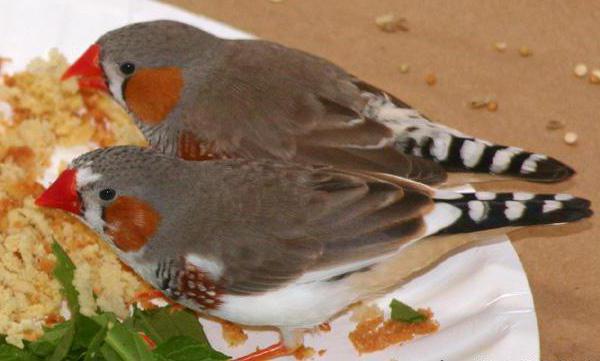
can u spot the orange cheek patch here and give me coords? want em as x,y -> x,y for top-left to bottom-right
104,196 -> 160,252
124,67 -> 183,125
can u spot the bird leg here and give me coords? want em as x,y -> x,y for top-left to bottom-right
232,328 -> 304,361
232,342 -> 293,361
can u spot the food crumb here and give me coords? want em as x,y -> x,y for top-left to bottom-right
318,349 -> 327,357
399,64 -> 410,74
518,46 -> 532,57
0,49 -> 147,346
546,119 -> 565,131
564,132 -> 578,145
425,73 -> 437,86
486,101 -> 498,112
318,322 -> 331,332
589,69 -> 600,84
293,345 -> 316,360
220,320 -> 248,347
469,98 -> 488,109
350,302 -> 384,323
349,309 -> 438,354
493,41 -> 507,52
375,13 -> 408,33
268,0 -> 284,3
574,63 -> 588,78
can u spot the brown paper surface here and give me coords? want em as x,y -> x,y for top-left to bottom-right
163,1 -> 600,359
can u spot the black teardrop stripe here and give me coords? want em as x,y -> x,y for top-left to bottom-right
434,194 -> 592,235
507,151 -> 532,175
448,192 -> 568,202
406,132 -> 573,182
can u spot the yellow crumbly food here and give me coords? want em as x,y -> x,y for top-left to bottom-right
0,49 -> 149,347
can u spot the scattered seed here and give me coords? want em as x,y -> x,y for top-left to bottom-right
574,63 -> 588,78
564,132 -> 578,145
494,42 -> 507,52
486,101 -> 498,112
546,119 -> 565,130
518,46 -> 532,57
375,13 -> 409,33
399,64 -> 410,73
469,98 -> 488,109
425,73 -> 437,86
268,0 -> 284,3
589,69 -> 600,84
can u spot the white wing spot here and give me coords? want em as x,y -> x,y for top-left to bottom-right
430,132 -> 452,161
520,153 -> 547,174
543,200 -> 563,213
468,201 -> 486,222
491,147 -> 522,173
460,140 -> 486,168
505,201 -> 526,220
513,192 -> 535,201
475,192 -> 496,200
555,193 -> 574,201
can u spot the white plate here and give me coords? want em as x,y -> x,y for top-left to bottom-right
0,1 -> 540,360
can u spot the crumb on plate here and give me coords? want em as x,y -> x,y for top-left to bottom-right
348,303 -> 438,354
220,320 -> 248,347
0,49 -> 146,347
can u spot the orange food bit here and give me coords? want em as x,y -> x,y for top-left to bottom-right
221,320 -> 248,347
348,309 -> 438,354
293,345 -> 315,360
318,322 -> 331,332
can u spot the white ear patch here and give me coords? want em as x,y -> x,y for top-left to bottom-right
102,61 -> 127,108
76,167 -> 102,187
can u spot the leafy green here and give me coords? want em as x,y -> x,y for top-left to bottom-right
51,241 -> 80,315
390,299 -> 427,323
27,320 -> 74,358
0,342 -> 40,361
128,306 -> 208,344
100,321 -> 155,361
0,242 -> 228,361
153,336 -> 229,361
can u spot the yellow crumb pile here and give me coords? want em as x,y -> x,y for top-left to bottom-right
348,303 -> 438,354
0,49 -> 149,347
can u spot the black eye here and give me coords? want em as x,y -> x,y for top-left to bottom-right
119,62 -> 135,75
99,188 -> 116,201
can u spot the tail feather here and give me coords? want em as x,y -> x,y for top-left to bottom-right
431,192 -> 591,235
362,91 -> 575,183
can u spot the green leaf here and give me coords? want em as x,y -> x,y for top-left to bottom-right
45,322 -> 75,361
127,307 -> 208,344
28,320 -> 74,357
0,344 -> 41,361
389,299 -> 427,323
100,321 -> 155,361
153,337 -> 229,361
51,241 -> 80,315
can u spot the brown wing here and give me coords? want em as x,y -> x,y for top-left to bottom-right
201,164 -> 436,295
181,40 -> 446,184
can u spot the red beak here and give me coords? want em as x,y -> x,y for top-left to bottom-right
35,169 -> 82,215
62,44 -> 108,92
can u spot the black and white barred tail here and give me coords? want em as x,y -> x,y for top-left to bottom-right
362,91 -> 575,183
432,191 -> 591,235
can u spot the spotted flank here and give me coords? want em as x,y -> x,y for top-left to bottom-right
361,91 -> 574,183
154,258 -> 222,310
432,192 -> 592,235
